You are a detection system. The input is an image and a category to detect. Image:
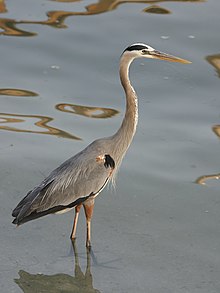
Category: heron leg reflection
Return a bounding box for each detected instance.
[71,239,96,291]
[70,204,82,240]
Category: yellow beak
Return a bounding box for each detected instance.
[150,50,191,64]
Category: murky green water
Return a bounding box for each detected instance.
[1,0,220,292]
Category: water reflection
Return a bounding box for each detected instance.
[14,242,101,293]
[0,113,81,140]
[52,0,80,2]
[0,88,38,97]
[0,18,37,37]
[195,54,220,186]
[195,173,220,185]
[195,124,220,185]
[0,0,7,13]
[56,103,119,118]
[212,125,220,138]
[0,0,204,36]
[0,104,118,139]
[143,4,171,14]
[206,53,220,78]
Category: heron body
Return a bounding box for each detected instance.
[12,43,190,247]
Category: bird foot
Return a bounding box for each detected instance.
[70,234,77,242]
[86,241,92,250]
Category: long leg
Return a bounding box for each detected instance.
[83,199,95,248]
[70,204,82,240]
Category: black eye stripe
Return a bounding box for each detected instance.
[124,45,148,52]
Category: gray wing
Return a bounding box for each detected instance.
[12,140,115,225]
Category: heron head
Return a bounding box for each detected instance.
[123,43,191,64]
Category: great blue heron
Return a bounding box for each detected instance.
[12,43,190,247]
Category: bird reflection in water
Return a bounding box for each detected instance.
[0,0,204,36]
[14,241,101,293]
[195,53,220,186]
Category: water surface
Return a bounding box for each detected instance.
[1,0,220,292]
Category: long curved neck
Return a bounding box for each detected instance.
[111,55,138,164]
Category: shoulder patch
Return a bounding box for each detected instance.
[104,154,115,169]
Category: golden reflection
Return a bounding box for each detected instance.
[0,103,119,139]
[0,18,36,36]
[14,242,101,293]
[0,0,7,13]
[213,125,220,138]
[143,5,171,14]
[196,54,220,185]
[195,125,220,186]
[56,103,119,118]
[52,0,80,2]
[0,88,38,97]
[0,113,80,140]
[0,0,204,36]
[206,54,220,78]
[195,173,220,185]
[46,0,205,16]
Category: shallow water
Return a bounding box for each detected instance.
[1,0,220,292]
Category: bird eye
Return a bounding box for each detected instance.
[142,49,148,54]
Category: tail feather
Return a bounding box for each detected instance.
[12,179,55,224]
[12,190,32,218]
[12,205,66,225]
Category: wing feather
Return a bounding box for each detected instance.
[12,139,115,225]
